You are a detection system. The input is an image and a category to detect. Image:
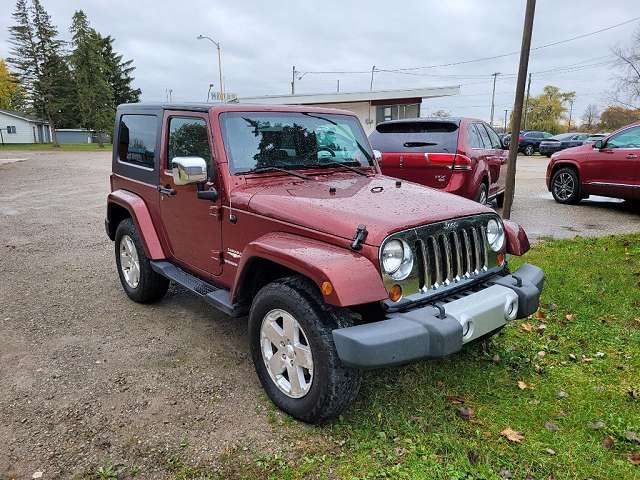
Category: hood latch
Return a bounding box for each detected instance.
[351,224,368,251]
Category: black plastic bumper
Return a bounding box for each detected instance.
[332,263,544,369]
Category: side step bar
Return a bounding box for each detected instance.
[150,261,247,317]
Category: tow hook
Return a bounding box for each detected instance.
[351,224,368,251]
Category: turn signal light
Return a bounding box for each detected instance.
[321,281,333,296]
[388,284,403,302]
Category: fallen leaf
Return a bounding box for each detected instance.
[517,381,528,390]
[625,431,640,444]
[595,351,605,358]
[500,427,524,443]
[628,453,640,465]
[568,353,577,361]
[456,407,474,420]
[545,448,556,455]
[547,303,557,311]
[521,322,533,332]
[446,395,465,405]
[537,351,546,358]
[534,310,546,320]
[602,436,615,450]
[587,421,606,430]
[536,324,547,333]
[565,313,576,321]
[32,473,43,480]
[467,450,479,465]
[629,389,639,400]
[499,468,513,479]
[556,391,569,399]
[492,354,501,363]
[544,421,559,431]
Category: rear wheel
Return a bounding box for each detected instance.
[249,276,362,424]
[524,145,535,156]
[114,218,169,303]
[551,167,581,204]
[475,183,488,205]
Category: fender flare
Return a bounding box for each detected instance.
[232,232,388,307]
[503,220,530,257]
[107,189,166,259]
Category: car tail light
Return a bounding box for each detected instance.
[453,153,473,171]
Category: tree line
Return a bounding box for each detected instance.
[2,0,140,145]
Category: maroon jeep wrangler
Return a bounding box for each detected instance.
[106,103,543,423]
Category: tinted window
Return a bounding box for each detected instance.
[220,112,373,173]
[467,124,483,148]
[525,131,540,138]
[476,123,492,149]
[168,117,212,175]
[370,121,459,153]
[607,126,640,148]
[542,132,553,138]
[551,133,574,141]
[118,115,158,168]
[482,124,502,149]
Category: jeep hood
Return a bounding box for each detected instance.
[234,173,490,246]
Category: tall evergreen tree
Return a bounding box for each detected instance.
[98,34,141,107]
[7,0,67,145]
[69,10,113,146]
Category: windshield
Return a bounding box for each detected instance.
[220,112,374,174]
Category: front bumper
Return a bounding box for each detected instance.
[333,263,544,369]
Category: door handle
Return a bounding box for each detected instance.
[158,185,176,196]
[625,153,638,159]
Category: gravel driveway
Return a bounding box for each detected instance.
[0,150,637,479]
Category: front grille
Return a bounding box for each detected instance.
[416,224,488,291]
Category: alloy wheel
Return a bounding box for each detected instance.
[260,308,314,398]
[553,172,575,201]
[119,234,140,288]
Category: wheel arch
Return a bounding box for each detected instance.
[548,161,581,190]
[232,233,388,308]
[107,190,166,259]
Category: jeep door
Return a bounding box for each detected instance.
[158,111,223,276]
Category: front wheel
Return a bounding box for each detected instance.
[524,145,535,156]
[475,183,488,205]
[551,167,581,204]
[249,276,362,424]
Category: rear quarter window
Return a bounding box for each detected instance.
[118,114,158,168]
[369,121,459,153]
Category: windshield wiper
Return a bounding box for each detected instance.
[237,166,316,181]
[316,160,370,176]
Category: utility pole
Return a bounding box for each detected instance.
[337,79,340,93]
[504,109,508,133]
[523,73,532,129]
[503,0,536,220]
[291,66,296,95]
[567,98,574,130]
[370,65,376,91]
[490,72,500,126]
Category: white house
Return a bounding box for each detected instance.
[0,109,51,144]
[239,86,460,135]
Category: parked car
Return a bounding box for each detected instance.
[547,121,640,204]
[504,130,553,156]
[539,132,590,157]
[368,118,507,206]
[106,103,544,423]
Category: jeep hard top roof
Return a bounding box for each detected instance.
[117,102,358,116]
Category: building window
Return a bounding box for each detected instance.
[375,104,420,125]
[7,126,17,134]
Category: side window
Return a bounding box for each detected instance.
[467,124,483,148]
[7,126,17,134]
[118,114,158,168]
[481,124,502,149]
[607,126,640,149]
[476,123,492,149]
[168,117,212,175]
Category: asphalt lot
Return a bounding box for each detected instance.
[0,150,638,478]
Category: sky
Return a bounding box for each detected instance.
[0,0,638,128]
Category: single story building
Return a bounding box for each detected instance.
[0,109,51,144]
[56,128,92,144]
[239,86,460,134]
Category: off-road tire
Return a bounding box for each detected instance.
[114,218,169,303]
[249,276,362,424]
[475,182,488,204]
[550,167,581,204]
[524,145,535,156]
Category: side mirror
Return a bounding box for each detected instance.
[373,149,382,161]
[593,139,604,150]
[171,157,207,185]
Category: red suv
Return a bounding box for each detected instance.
[368,118,507,206]
[547,121,640,204]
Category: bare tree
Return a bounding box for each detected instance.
[611,27,640,108]
[581,104,599,130]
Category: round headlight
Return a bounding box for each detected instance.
[381,239,414,280]
[486,218,505,252]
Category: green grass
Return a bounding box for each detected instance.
[159,234,640,479]
[0,143,111,151]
